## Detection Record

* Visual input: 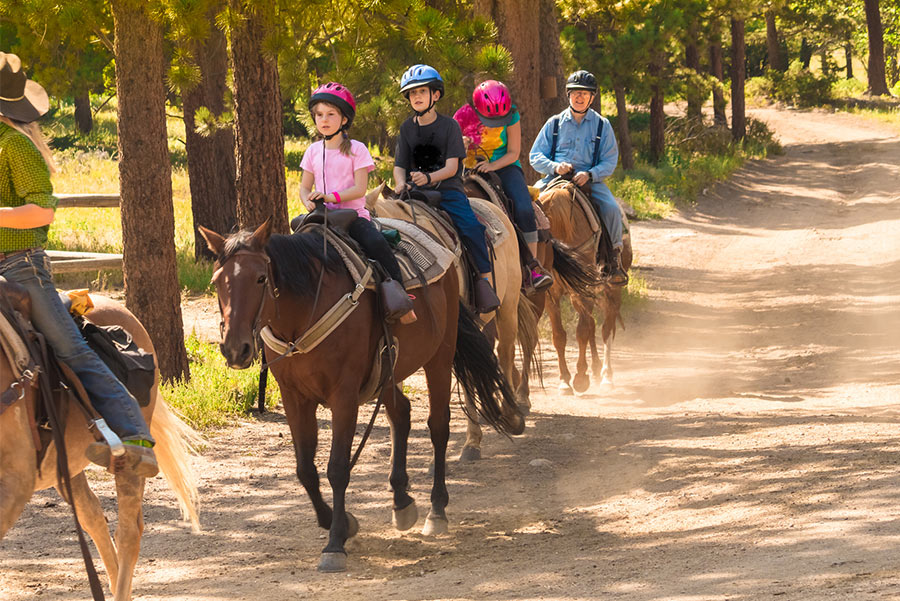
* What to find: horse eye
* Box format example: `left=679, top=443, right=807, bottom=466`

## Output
left=257, top=274, right=267, bottom=285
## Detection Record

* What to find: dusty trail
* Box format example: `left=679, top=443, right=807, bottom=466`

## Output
left=2, top=107, right=899, bottom=600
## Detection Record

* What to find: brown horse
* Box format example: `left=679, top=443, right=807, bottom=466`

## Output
left=199, top=218, right=522, bottom=573
left=538, top=181, right=634, bottom=393
left=0, top=294, right=199, bottom=601
left=368, top=185, right=537, bottom=461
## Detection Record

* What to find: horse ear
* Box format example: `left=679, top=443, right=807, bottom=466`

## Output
left=250, top=217, right=273, bottom=249
left=198, top=225, right=225, bottom=256
left=365, top=182, right=385, bottom=210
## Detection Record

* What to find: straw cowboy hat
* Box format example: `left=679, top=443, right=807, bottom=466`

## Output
left=0, top=52, right=49, bottom=123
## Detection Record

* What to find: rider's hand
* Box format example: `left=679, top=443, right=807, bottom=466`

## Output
left=572, top=171, right=591, bottom=186
left=394, top=182, right=409, bottom=195
left=308, top=191, right=324, bottom=202
left=462, top=136, right=472, bottom=148
left=410, top=171, right=429, bottom=187
left=555, top=162, right=574, bottom=175
left=474, top=161, right=493, bottom=173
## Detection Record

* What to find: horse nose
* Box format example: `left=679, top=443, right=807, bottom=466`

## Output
left=221, top=341, right=254, bottom=369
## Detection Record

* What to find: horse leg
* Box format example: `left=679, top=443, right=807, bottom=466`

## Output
left=282, top=394, right=336, bottom=533
left=318, top=398, right=358, bottom=573
left=571, top=296, right=595, bottom=393
left=422, top=358, right=451, bottom=536
left=546, top=292, right=573, bottom=395
left=111, top=471, right=145, bottom=601
left=460, top=390, right=483, bottom=461
left=0, top=406, right=37, bottom=539
left=381, top=384, right=418, bottom=529
left=54, top=472, right=120, bottom=592
left=599, top=289, right=621, bottom=387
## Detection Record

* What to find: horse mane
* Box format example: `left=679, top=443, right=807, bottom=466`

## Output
left=223, top=229, right=344, bottom=298
left=540, top=185, right=577, bottom=241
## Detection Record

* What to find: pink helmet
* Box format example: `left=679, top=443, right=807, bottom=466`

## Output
left=308, top=82, right=357, bottom=127
left=472, top=80, right=513, bottom=127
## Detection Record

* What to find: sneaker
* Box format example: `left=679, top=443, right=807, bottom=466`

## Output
left=474, top=278, right=501, bottom=313
left=531, top=269, right=554, bottom=290
left=86, top=441, right=159, bottom=478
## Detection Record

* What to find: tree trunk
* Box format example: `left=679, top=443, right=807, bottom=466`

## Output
left=710, top=20, right=728, bottom=126
left=648, top=58, right=665, bottom=165
left=863, top=0, right=889, bottom=95
left=183, top=6, right=237, bottom=261
left=886, top=43, right=899, bottom=87
left=820, top=49, right=830, bottom=76
left=538, top=0, right=566, bottom=127
left=230, top=2, right=289, bottom=232
left=685, top=35, right=703, bottom=120
left=731, top=18, right=746, bottom=142
left=110, top=0, right=189, bottom=382
left=473, top=0, right=544, bottom=182
left=800, top=38, right=813, bottom=69
left=845, top=43, right=854, bottom=79
left=614, top=85, right=634, bottom=170
left=73, top=92, right=93, bottom=134
left=765, top=10, right=784, bottom=72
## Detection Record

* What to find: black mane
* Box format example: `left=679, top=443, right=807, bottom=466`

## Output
left=222, top=229, right=344, bottom=298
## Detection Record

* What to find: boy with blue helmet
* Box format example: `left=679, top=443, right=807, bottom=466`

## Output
left=393, top=64, right=501, bottom=313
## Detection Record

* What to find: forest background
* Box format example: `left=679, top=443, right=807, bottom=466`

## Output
left=1, top=0, right=897, bottom=422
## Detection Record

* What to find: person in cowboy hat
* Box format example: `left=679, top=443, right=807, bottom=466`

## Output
left=0, top=52, right=158, bottom=477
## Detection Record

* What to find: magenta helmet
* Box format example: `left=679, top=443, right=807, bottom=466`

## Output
left=472, top=80, right=513, bottom=127
left=308, top=82, right=357, bottom=127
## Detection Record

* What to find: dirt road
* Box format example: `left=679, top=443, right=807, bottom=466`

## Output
left=3, top=107, right=899, bottom=600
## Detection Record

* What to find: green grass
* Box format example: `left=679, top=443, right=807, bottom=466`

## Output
left=842, top=105, right=900, bottom=134
left=160, top=335, right=281, bottom=430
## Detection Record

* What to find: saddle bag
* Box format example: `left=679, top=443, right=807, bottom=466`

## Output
left=77, top=318, right=156, bottom=407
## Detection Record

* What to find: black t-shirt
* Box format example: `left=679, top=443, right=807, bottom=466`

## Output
left=395, top=113, right=466, bottom=194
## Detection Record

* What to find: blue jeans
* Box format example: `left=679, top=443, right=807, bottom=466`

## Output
left=439, top=189, right=492, bottom=274
left=0, top=249, right=153, bottom=442
left=588, top=189, right=624, bottom=250
left=495, top=164, right=538, bottom=244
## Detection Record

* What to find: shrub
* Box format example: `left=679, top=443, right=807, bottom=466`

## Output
left=770, top=63, right=835, bottom=107
left=832, top=77, right=867, bottom=98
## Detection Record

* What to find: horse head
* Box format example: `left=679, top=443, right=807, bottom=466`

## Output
left=199, top=218, right=274, bottom=369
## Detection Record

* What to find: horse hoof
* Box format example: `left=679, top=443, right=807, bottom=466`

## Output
left=507, top=412, right=526, bottom=436
left=459, top=446, right=481, bottom=462
left=599, top=377, right=614, bottom=389
left=318, top=552, right=347, bottom=573
left=392, top=500, right=418, bottom=531
left=422, top=514, right=449, bottom=536
left=572, top=374, right=590, bottom=393
left=558, top=381, right=574, bottom=396
left=346, top=512, right=359, bottom=539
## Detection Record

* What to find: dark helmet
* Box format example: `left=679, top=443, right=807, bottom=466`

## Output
left=308, top=82, right=357, bottom=127
left=566, top=70, right=598, bottom=93
left=399, top=64, right=444, bottom=98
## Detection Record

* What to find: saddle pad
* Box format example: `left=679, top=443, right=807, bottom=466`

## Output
left=540, top=180, right=602, bottom=234
left=467, top=172, right=551, bottom=235
left=376, top=218, right=457, bottom=291
left=469, top=197, right=509, bottom=247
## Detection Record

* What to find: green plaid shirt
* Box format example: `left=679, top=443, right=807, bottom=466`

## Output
left=0, top=122, right=57, bottom=252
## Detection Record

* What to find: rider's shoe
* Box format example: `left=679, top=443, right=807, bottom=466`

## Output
left=606, top=249, right=629, bottom=287
left=380, top=279, right=416, bottom=323
left=86, top=440, right=159, bottom=478
left=474, top=278, right=501, bottom=313
left=531, top=269, right=554, bottom=291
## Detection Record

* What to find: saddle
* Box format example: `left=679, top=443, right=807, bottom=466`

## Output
left=464, top=171, right=553, bottom=241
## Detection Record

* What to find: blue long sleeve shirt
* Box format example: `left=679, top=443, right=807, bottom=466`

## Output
left=529, top=108, right=618, bottom=205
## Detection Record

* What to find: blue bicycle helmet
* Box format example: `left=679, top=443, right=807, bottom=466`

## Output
left=399, top=64, right=444, bottom=97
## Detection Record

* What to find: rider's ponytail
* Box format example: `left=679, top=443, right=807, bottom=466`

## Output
left=339, top=129, right=352, bottom=156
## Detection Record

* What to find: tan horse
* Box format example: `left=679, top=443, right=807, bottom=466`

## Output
left=367, top=185, right=537, bottom=461
left=538, top=182, right=633, bottom=393
left=0, top=294, right=200, bottom=600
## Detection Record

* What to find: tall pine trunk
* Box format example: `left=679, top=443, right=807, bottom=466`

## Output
left=710, top=20, right=728, bottom=126
left=765, top=11, right=784, bottom=72
left=800, top=38, right=813, bottom=69
left=614, top=85, right=634, bottom=171
left=685, top=35, right=703, bottom=120
left=887, top=44, right=899, bottom=86
left=538, top=0, right=565, bottom=124
left=730, top=18, right=747, bottom=142
left=73, top=91, right=93, bottom=134
left=648, top=58, right=665, bottom=165
left=230, top=2, right=289, bottom=232
left=863, top=0, right=889, bottom=95
left=183, top=9, right=236, bottom=261
left=110, top=0, right=189, bottom=382
left=845, top=43, right=854, bottom=79
left=474, top=0, right=544, bottom=182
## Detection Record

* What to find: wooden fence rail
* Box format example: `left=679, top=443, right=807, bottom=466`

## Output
left=47, top=193, right=124, bottom=273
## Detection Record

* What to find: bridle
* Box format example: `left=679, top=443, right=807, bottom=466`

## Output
left=213, top=249, right=278, bottom=360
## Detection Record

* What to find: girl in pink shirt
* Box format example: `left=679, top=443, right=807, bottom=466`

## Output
left=299, top=83, right=415, bottom=324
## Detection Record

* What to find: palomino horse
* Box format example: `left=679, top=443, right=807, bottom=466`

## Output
left=0, top=293, right=199, bottom=601
left=461, top=175, right=602, bottom=410
left=538, top=181, right=633, bottom=393
left=199, top=218, right=523, bottom=573
left=369, top=185, right=537, bottom=462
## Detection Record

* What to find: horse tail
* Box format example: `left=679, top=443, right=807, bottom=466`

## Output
left=516, top=292, right=541, bottom=379
left=151, top=394, right=201, bottom=532
left=453, top=302, right=524, bottom=436
left=551, top=239, right=602, bottom=295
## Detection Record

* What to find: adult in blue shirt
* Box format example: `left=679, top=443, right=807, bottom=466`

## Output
left=529, top=70, right=627, bottom=286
